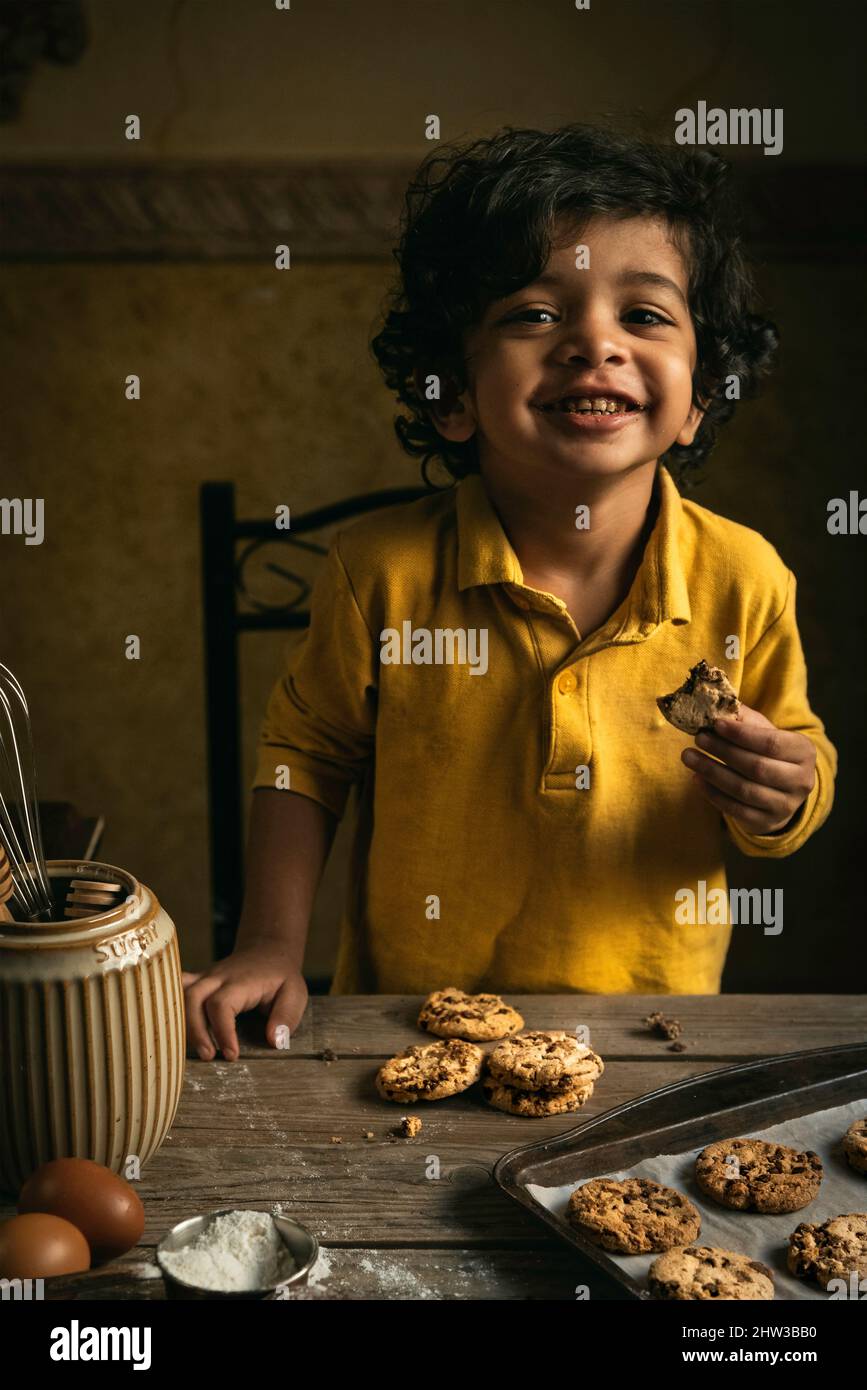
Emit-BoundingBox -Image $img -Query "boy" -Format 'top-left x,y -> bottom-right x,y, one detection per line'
184,124 -> 836,1062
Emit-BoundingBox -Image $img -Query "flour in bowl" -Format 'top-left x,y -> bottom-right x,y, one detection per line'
160,1210 -> 297,1292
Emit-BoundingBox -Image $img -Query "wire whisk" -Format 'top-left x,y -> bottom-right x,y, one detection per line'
0,662 -> 54,921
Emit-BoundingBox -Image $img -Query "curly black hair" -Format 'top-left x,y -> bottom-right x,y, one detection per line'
370,123 -> 779,491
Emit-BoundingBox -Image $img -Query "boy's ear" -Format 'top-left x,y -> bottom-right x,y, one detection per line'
413,367 -> 477,442
676,401 -> 705,447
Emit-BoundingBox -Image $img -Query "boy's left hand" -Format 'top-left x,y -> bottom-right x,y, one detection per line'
681,703 -> 817,834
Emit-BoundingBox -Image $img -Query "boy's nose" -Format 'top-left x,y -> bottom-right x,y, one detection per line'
555,316 -> 628,366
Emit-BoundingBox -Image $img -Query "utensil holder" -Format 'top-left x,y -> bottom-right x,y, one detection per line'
0,859 -> 185,1194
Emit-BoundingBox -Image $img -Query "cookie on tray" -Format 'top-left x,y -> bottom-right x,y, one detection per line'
375,1039 -> 484,1103
567,1178 -> 701,1254
841,1117 -> 867,1174
695,1137 -> 823,1213
648,1245 -> 775,1301
481,1073 -> 595,1117
417,987 -> 524,1041
487,1030 -> 604,1092
787,1213 -> 867,1288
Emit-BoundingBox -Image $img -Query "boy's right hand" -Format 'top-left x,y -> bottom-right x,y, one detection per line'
183,943 -> 309,1062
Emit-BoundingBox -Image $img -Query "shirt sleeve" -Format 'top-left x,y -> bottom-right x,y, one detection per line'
251,534 -> 378,818
723,568 -> 837,858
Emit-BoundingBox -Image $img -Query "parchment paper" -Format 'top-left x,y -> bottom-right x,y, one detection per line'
527,1098 -> 866,1299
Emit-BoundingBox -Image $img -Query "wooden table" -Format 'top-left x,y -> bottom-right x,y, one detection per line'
12,994 -> 866,1300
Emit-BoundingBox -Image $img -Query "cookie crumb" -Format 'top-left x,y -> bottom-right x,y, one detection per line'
643,1011 -> 683,1040
397,1116 -> 422,1137
668,1041 -> 687,1053
322,1048 -> 339,1063
329,1135 -> 342,1144
362,1130 -> 375,1140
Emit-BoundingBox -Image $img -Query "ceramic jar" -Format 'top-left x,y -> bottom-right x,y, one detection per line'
0,860 -> 185,1194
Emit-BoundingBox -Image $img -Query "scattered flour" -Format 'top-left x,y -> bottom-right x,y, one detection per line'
358,1252 -> 437,1299
306,1248 -> 333,1287
159,1210 -> 297,1292
125,1262 -> 163,1280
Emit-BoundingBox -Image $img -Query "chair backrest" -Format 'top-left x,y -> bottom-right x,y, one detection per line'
199,482 -> 430,959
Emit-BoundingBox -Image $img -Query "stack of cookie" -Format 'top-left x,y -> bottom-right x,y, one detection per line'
375,989 -> 605,1118
375,988 -> 524,1105
482,1030 -> 604,1117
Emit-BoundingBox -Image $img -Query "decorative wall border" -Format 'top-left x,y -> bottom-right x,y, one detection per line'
0,161 -> 862,261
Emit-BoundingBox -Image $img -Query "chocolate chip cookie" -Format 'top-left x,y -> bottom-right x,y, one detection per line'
648,1246 -> 775,1301
567,1178 -> 701,1254
787,1213 -> 867,1288
842,1118 -> 867,1175
375,1039 -> 484,1103
696,1137 -> 823,1213
657,659 -> 740,734
417,987 -> 524,1041
487,1030 -> 604,1092
481,1073 -> 595,1117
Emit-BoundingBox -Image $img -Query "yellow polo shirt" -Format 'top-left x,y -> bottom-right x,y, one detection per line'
253,464 -> 836,994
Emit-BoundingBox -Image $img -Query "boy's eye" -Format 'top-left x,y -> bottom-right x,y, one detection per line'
625,308 -> 674,326
505,308 -> 558,324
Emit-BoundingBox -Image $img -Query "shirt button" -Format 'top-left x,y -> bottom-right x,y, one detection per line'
558,670 -> 577,694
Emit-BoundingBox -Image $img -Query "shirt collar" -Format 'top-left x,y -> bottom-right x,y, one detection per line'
455,463 -> 691,634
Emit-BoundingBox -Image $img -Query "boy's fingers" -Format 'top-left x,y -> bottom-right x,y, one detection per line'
688,733 -> 802,793
712,710 -> 805,764
184,975 -> 223,1058
204,988 -> 247,1062
685,749 -> 792,817
695,776 -> 790,831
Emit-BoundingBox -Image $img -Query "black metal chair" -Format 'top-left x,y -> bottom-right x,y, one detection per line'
199,482 -> 429,961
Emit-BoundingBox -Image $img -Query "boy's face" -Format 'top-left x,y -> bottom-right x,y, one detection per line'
431,213 -> 704,484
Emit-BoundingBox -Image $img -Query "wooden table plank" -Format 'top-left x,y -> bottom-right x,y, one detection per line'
229,994 -> 867,1059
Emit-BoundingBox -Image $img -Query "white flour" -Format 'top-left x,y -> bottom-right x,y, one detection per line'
160,1210 -> 297,1292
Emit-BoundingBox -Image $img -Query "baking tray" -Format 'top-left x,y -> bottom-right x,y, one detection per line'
493,1042 -> 867,1300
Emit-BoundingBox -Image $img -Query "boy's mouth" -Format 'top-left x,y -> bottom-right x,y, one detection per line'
533,394 -> 648,415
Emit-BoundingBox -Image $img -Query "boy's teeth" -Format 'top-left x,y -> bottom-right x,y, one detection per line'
556,396 -> 627,413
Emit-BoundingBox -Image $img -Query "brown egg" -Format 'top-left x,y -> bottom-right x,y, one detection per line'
19,1158 -> 145,1263
0,1212 -> 90,1278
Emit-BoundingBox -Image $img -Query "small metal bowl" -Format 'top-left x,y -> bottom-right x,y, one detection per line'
156,1208 -> 318,1300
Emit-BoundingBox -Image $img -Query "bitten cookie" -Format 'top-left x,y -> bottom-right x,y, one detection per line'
567,1178 -> 701,1254
487,1031 -> 604,1092
417,987 -> 524,1041
375,1039 -> 484,1103
481,1073 -> 595,1117
648,1246 -> 775,1301
696,1137 -> 823,1213
787,1213 -> 867,1288
657,659 -> 740,734
841,1118 -> 867,1174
